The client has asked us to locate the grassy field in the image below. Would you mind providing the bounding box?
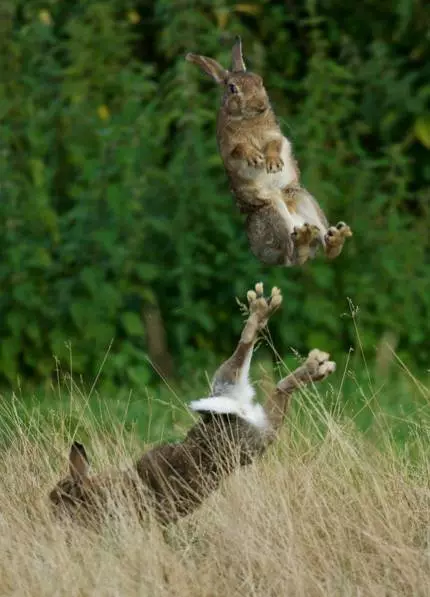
[1,343,430,596]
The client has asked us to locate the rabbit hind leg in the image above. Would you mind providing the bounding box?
[211,283,282,395]
[245,205,294,266]
[324,222,353,259]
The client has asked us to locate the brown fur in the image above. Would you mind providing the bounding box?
[49,283,336,526]
[186,38,352,266]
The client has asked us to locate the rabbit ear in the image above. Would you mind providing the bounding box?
[231,36,246,73]
[69,441,89,482]
[185,53,228,84]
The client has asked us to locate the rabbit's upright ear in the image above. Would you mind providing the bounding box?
[69,441,89,482]
[185,53,228,84]
[231,36,246,73]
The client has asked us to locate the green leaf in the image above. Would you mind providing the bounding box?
[127,364,151,386]
[0,338,20,380]
[121,312,145,336]
[135,264,158,282]
[414,116,430,148]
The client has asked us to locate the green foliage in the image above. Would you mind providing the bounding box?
[0,0,429,387]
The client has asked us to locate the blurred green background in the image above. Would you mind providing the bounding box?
[0,0,429,421]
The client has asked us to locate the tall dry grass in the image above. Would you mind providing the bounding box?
[1,370,430,597]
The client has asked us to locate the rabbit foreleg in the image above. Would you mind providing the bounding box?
[263,138,284,173]
[230,143,265,169]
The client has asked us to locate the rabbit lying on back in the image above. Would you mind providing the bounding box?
[49,283,336,526]
[186,38,352,267]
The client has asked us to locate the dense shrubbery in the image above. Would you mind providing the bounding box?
[0,0,429,387]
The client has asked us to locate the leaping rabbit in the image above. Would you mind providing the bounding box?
[186,38,352,267]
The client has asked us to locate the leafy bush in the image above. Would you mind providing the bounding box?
[0,0,429,387]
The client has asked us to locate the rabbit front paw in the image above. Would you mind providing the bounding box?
[324,222,352,259]
[246,151,265,169]
[231,144,265,169]
[266,155,284,173]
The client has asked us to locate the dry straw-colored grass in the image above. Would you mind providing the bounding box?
[1,372,430,597]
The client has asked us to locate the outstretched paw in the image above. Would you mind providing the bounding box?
[266,155,284,173]
[304,349,336,381]
[277,347,336,394]
[291,223,321,265]
[292,223,320,245]
[324,222,352,259]
[245,282,282,329]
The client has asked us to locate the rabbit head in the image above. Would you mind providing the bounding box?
[186,37,270,119]
[49,441,105,518]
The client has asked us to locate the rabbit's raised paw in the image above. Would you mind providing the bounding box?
[292,223,320,246]
[305,349,337,381]
[246,282,282,323]
[266,155,284,173]
[246,151,265,169]
[324,222,352,259]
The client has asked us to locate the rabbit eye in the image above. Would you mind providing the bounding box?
[228,83,238,94]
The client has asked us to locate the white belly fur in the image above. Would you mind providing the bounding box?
[230,134,322,237]
[274,195,305,233]
[275,193,324,236]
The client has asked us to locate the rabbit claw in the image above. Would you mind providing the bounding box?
[246,282,282,329]
[305,349,336,380]
[292,223,320,245]
[266,155,284,173]
[246,151,265,169]
[291,223,320,265]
